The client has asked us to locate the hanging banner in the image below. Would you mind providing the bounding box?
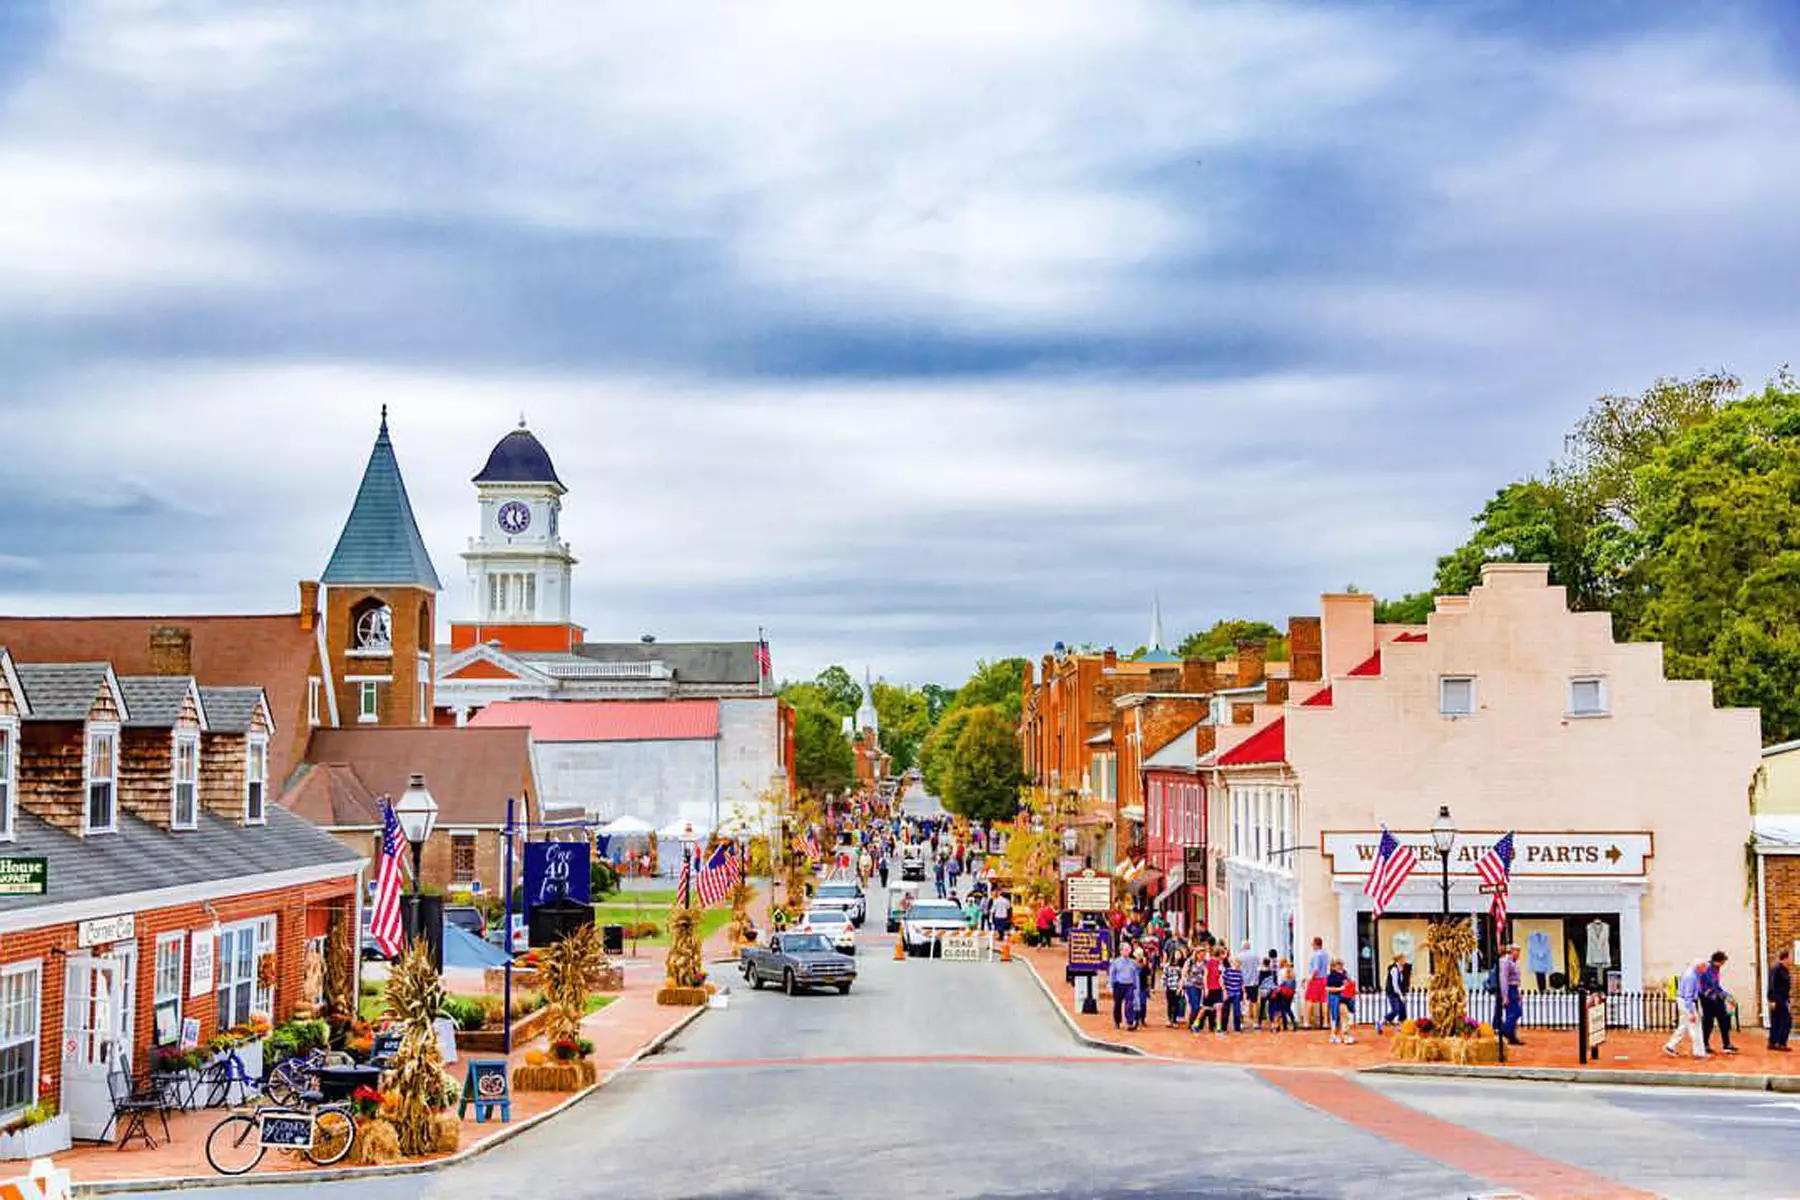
[189,930,216,998]
[524,841,592,908]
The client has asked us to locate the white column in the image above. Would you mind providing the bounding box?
[1619,884,1644,991]
[454,706,470,728]
[1336,882,1359,962]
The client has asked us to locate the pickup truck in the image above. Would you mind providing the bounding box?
[740,932,856,995]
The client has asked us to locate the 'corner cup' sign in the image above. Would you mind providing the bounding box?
[1321,831,1653,878]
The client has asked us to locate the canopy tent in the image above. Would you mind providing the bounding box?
[657,817,704,842]
[599,815,654,837]
[715,809,764,838]
[442,923,511,970]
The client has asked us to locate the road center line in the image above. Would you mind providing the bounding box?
[634,1052,1158,1072]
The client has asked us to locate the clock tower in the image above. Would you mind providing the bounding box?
[452,419,582,653]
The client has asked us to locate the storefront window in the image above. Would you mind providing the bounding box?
[0,963,40,1118]
[216,922,262,1028]
[153,934,183,1046]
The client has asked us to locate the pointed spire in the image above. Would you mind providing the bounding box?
[1151,594,1166,652]
[321,410,443,589]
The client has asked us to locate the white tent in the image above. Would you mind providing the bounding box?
[599,815,654,837]
[657,817,704,842]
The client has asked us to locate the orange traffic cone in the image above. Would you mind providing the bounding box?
[1001,937,1012,963]
[894,937,906,961]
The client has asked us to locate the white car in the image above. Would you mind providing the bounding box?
[800,908,858,956]
[900,899,971,957]
[811,880,867,926]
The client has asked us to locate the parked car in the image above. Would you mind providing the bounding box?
[360,909,387,961]
[444,905,485,938]
[811,880,866,926]
[900,899,970,957]
[740,932,856,995]
[800,908,858,955]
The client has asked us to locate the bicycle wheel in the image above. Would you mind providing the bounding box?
[205,1113,266,1176]
[305,1106,356,1167]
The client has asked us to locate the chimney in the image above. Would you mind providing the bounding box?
[1266,679,1290,705]
[1181,658,1218,694]
[1288,616,1323,683]
[1103,648,1118,669]
[298,580,320,631]
[1234,639,1266,688]
[148,626,192,676]
[1194,725,1217,756]
[1231,702,1256,724]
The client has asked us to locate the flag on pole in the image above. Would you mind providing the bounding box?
[1362,827,1419,918]
[803,828,822,863]
[1475,831,1516,932]
[675,846,694,908]
[697,841,739,907]
[370,799,407,958]
[754,632,772,678]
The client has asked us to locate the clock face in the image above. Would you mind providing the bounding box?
[497,501,531,535]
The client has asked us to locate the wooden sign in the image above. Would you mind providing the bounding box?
[458,1059,511,1123]
[1064,869,1112,913]
[258,1110,315,1149]
[77,914,133,948]
[188,931,215,998]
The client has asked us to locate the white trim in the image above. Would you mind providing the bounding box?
[345,675,395,684]
[356,681,380,724]
[307,677,322,727]
[1439,675,1476,717]
[81,722,120,836]
[170,730,200,831]
[245,733,269,825]
[0,859,365,934]
[0,958,42,1122]
[0,650,30,720]
[0,717,16,844]
[315,585,340,728]
[1566,675,1609,718]
[151,931,184,1046]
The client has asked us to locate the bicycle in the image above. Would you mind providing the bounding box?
[262,1047,332,1108]
[204,1096,357,1175]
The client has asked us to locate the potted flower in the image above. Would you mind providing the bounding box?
[0,1100,70,1159]
[151,1047,207,1111]
[350,1085,385,1120]
[548,1036,582,1063]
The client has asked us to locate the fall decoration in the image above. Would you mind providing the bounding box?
[325,909,356,1022]
[1425,920,1479,1034]
[538,922,607,1047]
[658,907,707,1006]
[380,941,456,1157]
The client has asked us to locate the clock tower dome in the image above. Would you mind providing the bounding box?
[452,418,582,653]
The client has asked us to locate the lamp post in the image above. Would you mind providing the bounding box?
[394,773,439,947]
[1430,805,1456,921]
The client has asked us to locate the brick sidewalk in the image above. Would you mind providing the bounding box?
[1018,943,1800,1078]
[13,907,753,1188]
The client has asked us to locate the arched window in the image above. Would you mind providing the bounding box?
[351,598,392,652]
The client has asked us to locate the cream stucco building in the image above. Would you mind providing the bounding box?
[1212,563,1762,1002]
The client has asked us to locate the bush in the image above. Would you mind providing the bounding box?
[591,858,619,898]
[441,995,489,1032]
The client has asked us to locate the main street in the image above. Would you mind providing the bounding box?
[106,878,1800,1199]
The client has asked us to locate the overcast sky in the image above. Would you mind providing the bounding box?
[2,2,1798,687]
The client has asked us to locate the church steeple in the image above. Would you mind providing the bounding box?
[856,667,879,735]
[1151,594,1166,654]
[322,410,442,589]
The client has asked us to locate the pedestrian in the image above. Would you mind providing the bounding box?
[1326,958,1355,1044]
[858,849,873,884]
[877,854,890,889]
[1135,940,1155,1027]
[1163,947,1186,1027]
[1203,945,1226,1036]
[1380,953,1411,1035]
[1182,948,1205,1029]
[1663,958,1708,1059]
[1498,944,1525,1046]
[1108,941,1140,1031]
[991,891,1013,941]
[1222,956,1245,1034]
[1699,950,1738,1054]
[1304,937,1331,1030]
[1271,961,1298,1031]
[1771,949,1793,1052]
[933,858,946,898]
[1255,952,1280,1030]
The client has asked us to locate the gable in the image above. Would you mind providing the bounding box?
[448,659,523,681]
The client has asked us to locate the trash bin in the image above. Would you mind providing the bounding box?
[603,924,625,955]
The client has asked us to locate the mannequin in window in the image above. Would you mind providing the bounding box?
[1586,919,1612,968]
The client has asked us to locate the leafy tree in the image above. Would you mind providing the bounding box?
[1373,592,1435,624]
[945,706,1023,823]
[1176,619,1287,662]
[920,683,956,725]
[812,665,864,717]
[953,657,1029,723]
[872,681,931,774]
[919,705,977,803]
[791,702,855,796]
[1433,478,1622,619]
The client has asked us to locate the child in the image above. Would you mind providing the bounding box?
[1272,961,1298,1031]
[1163,948,1187,1027]
[1222,956,1246,1034]
[1327,958,1356,1044]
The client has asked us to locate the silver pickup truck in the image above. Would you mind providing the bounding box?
[740,932,857,995]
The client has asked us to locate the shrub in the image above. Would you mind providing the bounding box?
[549,1037,581,1063]
[441,995,489,1032]
[590,858,619,898]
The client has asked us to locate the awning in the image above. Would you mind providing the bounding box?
[1120,805,1145,824]
[599,815,654,836]
[1154,865,1185,905]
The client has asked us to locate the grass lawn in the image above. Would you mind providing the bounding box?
[586,995,616,1015]
[358,981,385,1022]
[593,892,734,948]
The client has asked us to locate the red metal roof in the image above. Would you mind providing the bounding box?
[1217,718,1286,766]
[1392,631,1428,643]
[469,699,720,742]
[1301,685,1334,707]
[1348,650,1383,676]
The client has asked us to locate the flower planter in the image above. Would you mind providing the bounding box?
[0,1114,71,1160]
[455,1005,552,1055]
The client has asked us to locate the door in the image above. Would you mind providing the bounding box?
[61,955,122,1141]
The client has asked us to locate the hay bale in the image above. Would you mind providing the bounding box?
[432,1112,462,1154]
[351,1118,402,1166]
[511,1061,598,1093]
[657,986,709,1007]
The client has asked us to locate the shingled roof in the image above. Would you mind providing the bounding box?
[200,686,269,733]
[119,676,199,729]
[321,408,442,590]
[285,726,537,828]
[14,662,119,722]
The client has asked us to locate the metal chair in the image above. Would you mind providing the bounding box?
[102,1065,168,1149]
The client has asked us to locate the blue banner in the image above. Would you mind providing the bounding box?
[524,841,592,908]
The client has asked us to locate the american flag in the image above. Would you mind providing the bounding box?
[369,799,407,957]
[675,847,693,908]
[1475,831,1516,932]
[803,828,822,863]
[754,636,772,677]
[1362,827,1419,917]
[697,841,741,907]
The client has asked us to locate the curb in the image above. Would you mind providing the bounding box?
[74,1006,710,1195]
[1015,956,1144,1058]
[1362,1062,1800,1092]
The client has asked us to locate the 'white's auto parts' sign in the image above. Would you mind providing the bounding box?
[1321,831,1652,877]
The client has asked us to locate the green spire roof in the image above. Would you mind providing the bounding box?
[321,407,442,589]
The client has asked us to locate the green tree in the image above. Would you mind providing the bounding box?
[920,684,956,724]
[791,702,855,796]
[945,706,1023,823]
[1373,592,1435,623]
[953,657,1029,723]
[1433,478,1622,618]
[872,681,932,774]
[812,666,863,717]
[1175,619,1287,661]
[919,705,977,803]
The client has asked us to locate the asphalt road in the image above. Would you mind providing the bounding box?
[108,885,1800,1199]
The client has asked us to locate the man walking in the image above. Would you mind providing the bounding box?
[1379,953,1411,1035]
[1108,942,1140,1031]
[990,891,1013,941]
[1664,958,1708,1059]
[1304,937,1331,1030]
[1770,949,1792,1052]
[1699,950,1738,1054]
[1498,944,1525,1046]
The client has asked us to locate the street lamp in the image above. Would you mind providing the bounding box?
[394,773,439,945]
[1430,805,1456,921]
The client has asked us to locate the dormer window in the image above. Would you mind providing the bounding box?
[172,733,199,829]
[85,726,118,834]
[353,603,393,653]
[245,735,268,825]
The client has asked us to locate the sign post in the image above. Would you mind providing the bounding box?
[1064,868,1113,914]
[1065,923,1111,1015]
[1577,985,1607,1063]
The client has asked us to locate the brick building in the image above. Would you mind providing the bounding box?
[0,648,361,1141]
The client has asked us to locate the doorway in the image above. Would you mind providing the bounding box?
[60,945,138,1142]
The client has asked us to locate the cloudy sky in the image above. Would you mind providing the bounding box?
[2,1,1798,686]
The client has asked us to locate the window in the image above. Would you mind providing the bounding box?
[307,677,321,726]
[85,726,117,833]
[0,963,40,1118]
[1439,676,1476,717]
[417,655,431,723]
[254,916,276,1016]
[0,724,13,841]
[152,934,184,1046]
[353,603,392,652]
[216,923,257,1029]
[451,834,477,886]
[359,681,379,723]
[246,735,268,824]
[1569,677,1608,717]
[172,733,199,829]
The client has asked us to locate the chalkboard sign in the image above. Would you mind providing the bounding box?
[259,1110,315,1149]
[370,1030,402,1064]
[458,1059,511,1123]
